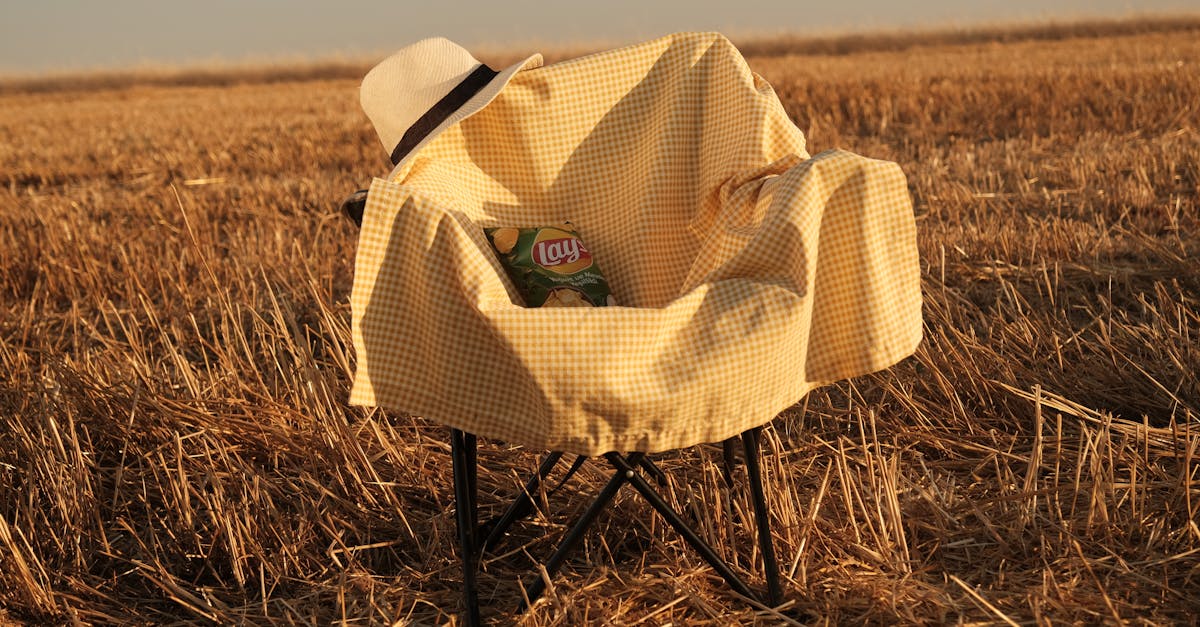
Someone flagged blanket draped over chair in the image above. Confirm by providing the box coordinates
[349,32,922,455]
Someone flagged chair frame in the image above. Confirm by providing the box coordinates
[449,425,783,625]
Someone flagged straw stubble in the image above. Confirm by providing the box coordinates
[1,17,1198,625]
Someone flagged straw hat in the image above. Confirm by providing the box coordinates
[361,38,542,168]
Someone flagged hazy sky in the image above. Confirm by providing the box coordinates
[2,0,1197,75]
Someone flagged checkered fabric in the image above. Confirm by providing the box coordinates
[349,32,923,455]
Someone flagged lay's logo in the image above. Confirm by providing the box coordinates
[531,228,593,274]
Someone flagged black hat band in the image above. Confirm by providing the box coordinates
[390,63,499,165]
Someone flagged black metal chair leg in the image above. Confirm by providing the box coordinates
[741,427,783,606]
[605,452,761,602]
[451,429,481,627]
[721,437,739,488]
[464,432,478,532]
[518,453,644,611]
[638,456,668,485]
[481,451,564,552]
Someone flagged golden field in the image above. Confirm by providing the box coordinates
[2,18,1198,625]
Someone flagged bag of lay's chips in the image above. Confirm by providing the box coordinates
[485,223,616,308]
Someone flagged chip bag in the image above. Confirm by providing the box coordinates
[485,223,616,308]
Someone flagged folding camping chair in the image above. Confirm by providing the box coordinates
[342,32,923,625]
[342,207,788,624]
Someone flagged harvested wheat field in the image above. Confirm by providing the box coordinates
[2,17,1199,625]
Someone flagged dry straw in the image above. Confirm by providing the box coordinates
[2,16,1198,625]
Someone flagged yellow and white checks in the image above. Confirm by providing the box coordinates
[349,32,922,455]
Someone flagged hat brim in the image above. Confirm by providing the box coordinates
[386,53,542,177]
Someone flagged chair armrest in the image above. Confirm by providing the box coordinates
[340,189,369,228]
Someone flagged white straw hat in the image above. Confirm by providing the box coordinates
[361,37,542,169]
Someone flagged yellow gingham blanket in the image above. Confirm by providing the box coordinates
[349,32,922,455]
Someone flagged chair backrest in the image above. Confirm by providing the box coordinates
[387,32,810,308]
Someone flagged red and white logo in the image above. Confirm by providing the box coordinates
[532,229,593,274]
